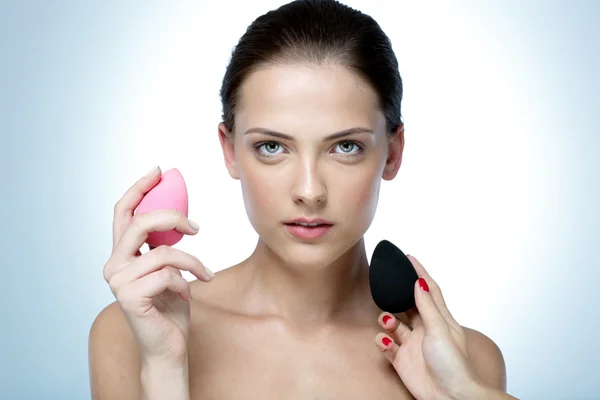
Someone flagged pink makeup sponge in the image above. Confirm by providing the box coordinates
[135,168,189,247]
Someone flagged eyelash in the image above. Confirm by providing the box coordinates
[253,140,365,158]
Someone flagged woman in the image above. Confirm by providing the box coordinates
[89,1,519,399]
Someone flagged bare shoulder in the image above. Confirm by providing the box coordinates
[188,264,246,309]
[88,301,142,399]
[88,267,243,399]
[462,326,507,391]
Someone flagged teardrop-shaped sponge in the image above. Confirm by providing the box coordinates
[369,240,418,313]
[135,168,189,247]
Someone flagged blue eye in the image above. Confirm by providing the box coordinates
[334,141,362,155]
[253,140,364,158]
[256,141,284,155]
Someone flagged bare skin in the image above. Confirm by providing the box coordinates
[185,257,415,399]
[90,63,507,399]
[92,263,502,399]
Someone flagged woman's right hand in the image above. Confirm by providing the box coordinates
[103,166,214,368]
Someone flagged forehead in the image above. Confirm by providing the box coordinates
[235,63,384,137]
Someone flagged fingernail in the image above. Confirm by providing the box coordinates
[188,219,199,230]
[204,266,215,278]
[145,165,159,177]
[382,315,393,325]
[381,337,392,347]
[418,277,429,292]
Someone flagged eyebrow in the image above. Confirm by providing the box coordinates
[243,127,374,141]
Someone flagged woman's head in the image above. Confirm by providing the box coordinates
[220,0,403,136]
[218,0,404,269]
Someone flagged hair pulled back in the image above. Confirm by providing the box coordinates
[219,0,403,135]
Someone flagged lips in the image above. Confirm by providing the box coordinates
[284,217,334,226]
[283,217,334,239]
[284,223,332,239]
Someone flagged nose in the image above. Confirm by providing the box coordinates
[291,160,327,207]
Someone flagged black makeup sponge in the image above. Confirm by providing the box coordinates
[369,240,419,313]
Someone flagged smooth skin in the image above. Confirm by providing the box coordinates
[375,257,517,399]
[89,64,513,399]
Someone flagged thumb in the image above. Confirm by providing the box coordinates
[414,278,447,334]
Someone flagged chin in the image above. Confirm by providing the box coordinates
[281,246,338,270]
[263,229,366,271]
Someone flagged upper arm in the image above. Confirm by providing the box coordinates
[464,327,507,391]
[89,301,142,400]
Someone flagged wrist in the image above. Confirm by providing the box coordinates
[141,356,190,400]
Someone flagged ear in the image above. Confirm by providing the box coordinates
[382,123,404,181]
[218,122,240,180]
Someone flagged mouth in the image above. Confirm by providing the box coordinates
[283,218,334,239]
[284,217,334,226]
[284,222,333,227]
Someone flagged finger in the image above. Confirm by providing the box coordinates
[407,255,460,329]
[108,245,213,289]
[379,312,412,345]
[117,268,192,315]
[403,308,422,330]
[414,277,448,334]
[374,332,399,364]
[164,265,183,277]
[112,166,162,249]
[112,209,200,260]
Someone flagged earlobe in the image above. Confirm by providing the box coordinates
[382,123,404,181]
[218,122,240,180]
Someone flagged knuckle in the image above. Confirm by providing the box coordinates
[153,245,171,259]
[103,258,123,284]
[109,279,123,300]
[165,265,182,276]
[159,267,173,280]
[102,262,111,283]
[168,209,185,224]
[168,208,184,217]
[164,208,185,221]
[399,326,411,341]
[107,273,122,294]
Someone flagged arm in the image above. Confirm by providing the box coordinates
[89,302,190,400]
[141,357,190,400]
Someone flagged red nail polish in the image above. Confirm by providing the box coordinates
[382,337,392,347]
[382,315,392,325]
[418,278,429,292]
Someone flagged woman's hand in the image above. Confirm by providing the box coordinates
[373,255,490,400]
[103,166,214,368]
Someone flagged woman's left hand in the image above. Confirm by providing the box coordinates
[374,254,485,400]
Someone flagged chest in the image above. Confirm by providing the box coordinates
[187,321,415,400]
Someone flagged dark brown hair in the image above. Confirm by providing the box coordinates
[219,0,403,135]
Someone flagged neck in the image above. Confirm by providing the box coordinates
[240,237,376,330]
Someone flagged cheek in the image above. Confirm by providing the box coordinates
[336,166,382,216]
[239,163,282,222]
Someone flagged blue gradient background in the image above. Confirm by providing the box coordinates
[1,1,598,399]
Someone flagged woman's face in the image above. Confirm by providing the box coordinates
[219,63,403,269]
